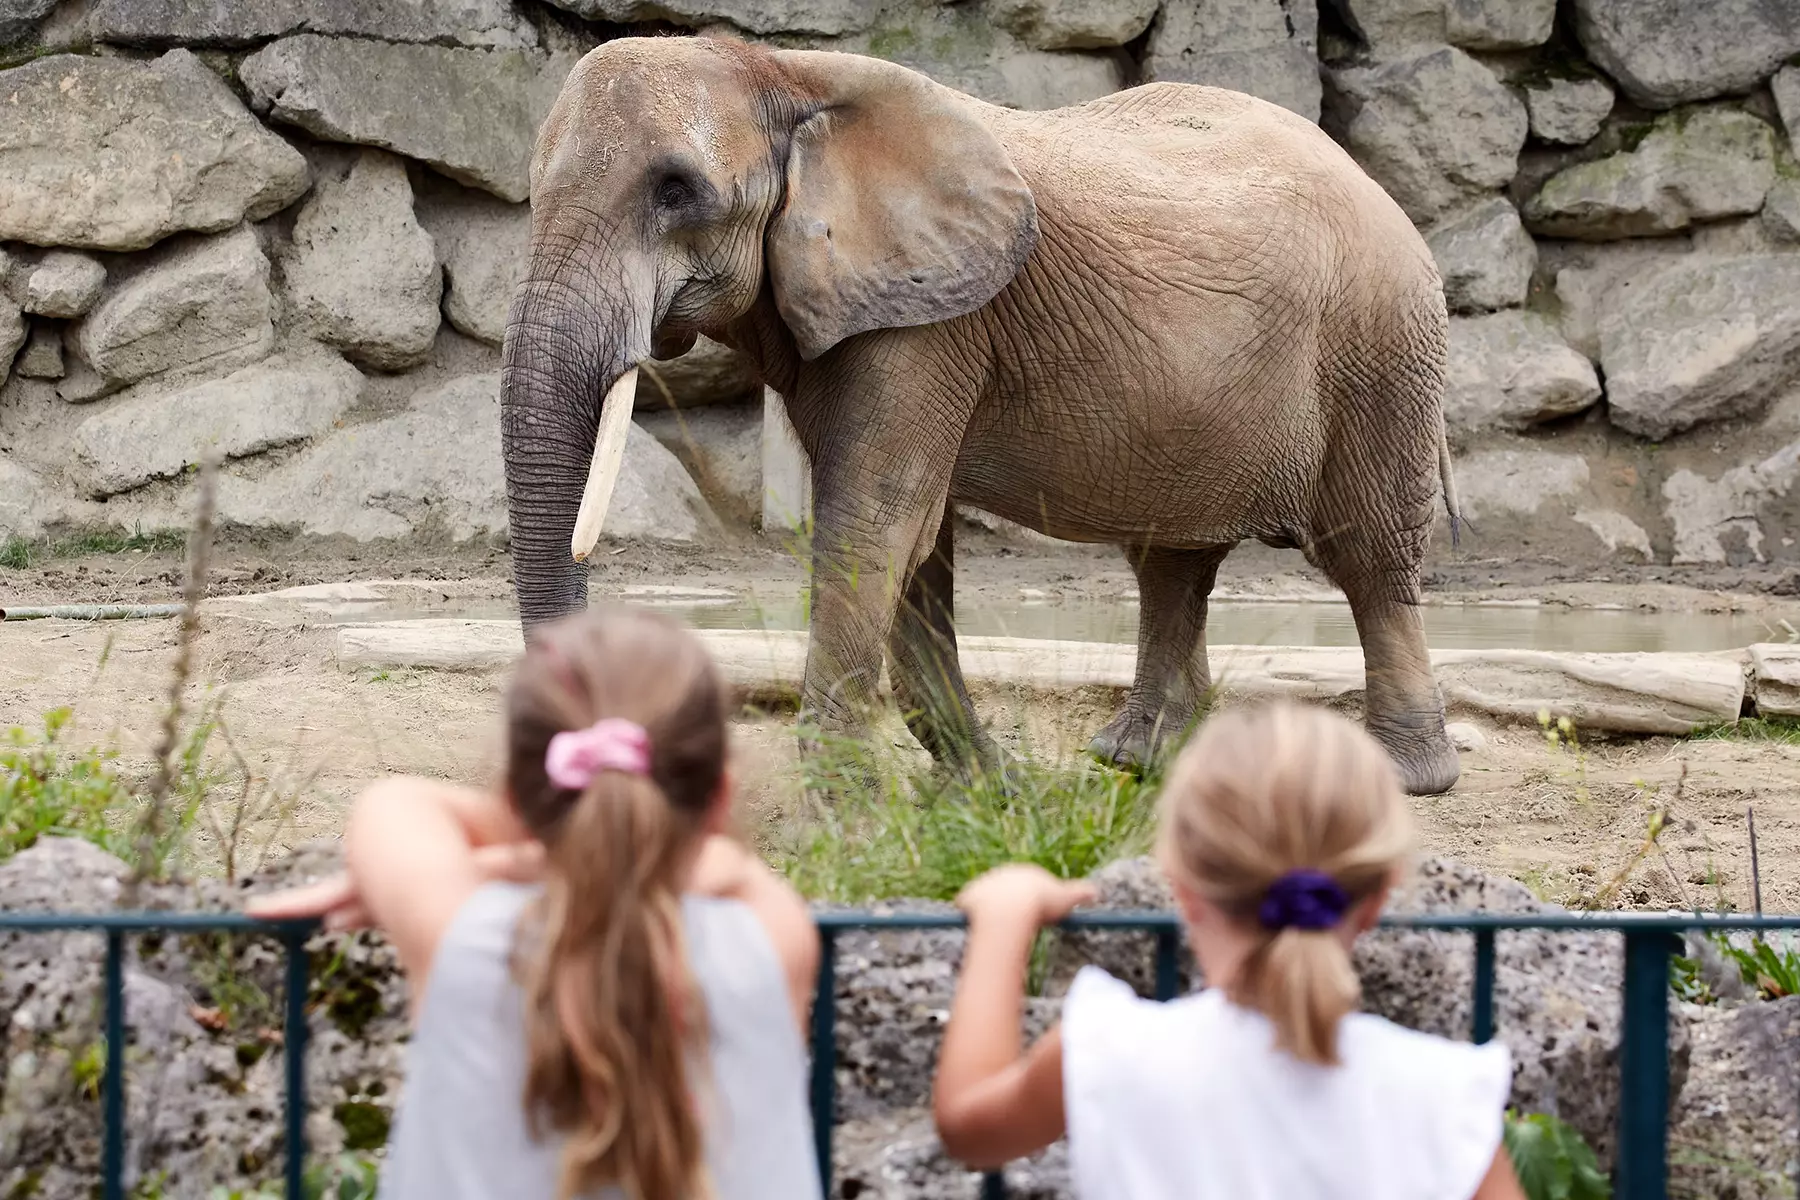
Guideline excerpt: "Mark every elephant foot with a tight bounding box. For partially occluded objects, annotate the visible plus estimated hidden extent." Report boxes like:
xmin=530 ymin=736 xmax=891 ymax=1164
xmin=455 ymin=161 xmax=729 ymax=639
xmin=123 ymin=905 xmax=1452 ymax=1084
xmin=1087 ymin=708 xmax=1181 ymax=774
xmin=1368 ymin=714 xmax=1460 ymax=796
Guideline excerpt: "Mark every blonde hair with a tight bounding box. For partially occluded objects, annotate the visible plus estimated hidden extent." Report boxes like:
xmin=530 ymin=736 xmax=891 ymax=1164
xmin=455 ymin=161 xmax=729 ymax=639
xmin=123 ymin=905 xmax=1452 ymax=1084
xmin=1156 ymin=701 xmax=1412 ymax=1066
xmin=503 ymin=607 xmax=727 ymax=1200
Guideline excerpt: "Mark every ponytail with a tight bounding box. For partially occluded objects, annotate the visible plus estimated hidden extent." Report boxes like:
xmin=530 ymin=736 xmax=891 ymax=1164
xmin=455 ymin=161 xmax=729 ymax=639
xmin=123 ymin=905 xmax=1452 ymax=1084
xmin=1156 ymin=701 xmax=1413 ymax=1068
xmin=501 ymin=607 xmax=730 ymax=1200
xmin=520 ymin=772 xmax=712 ymax=1200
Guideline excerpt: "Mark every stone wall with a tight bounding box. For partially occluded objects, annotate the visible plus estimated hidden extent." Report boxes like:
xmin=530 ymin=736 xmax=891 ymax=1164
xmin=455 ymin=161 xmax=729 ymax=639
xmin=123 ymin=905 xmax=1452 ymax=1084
xmin=2 ymin=0 xmax=1798 ymax=568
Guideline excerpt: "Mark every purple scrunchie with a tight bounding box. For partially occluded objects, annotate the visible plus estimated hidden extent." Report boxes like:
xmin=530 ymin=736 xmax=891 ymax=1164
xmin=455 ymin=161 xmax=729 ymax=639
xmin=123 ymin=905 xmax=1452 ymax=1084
xmin=1258 ymin=869 xmax=1351 ymax=932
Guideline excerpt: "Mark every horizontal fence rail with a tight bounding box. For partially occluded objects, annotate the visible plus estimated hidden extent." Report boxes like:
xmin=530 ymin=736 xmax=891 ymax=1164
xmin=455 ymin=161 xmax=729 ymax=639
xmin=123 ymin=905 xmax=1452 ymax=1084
xmin=4 ymin=911 xmax=1799 ymax=1200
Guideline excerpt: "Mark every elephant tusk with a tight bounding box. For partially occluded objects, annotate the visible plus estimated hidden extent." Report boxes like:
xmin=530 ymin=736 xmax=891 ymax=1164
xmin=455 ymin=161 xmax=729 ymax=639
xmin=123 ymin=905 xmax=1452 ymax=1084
xmin=571 ymin=366 xmax=639 ymax=563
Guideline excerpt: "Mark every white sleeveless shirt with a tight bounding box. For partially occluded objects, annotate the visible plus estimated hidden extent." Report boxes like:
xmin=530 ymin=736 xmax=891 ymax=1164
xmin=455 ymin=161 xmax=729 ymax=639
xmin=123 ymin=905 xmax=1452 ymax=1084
xmin=1061 ymin=966 xmax=1512 ymax=1200
xmin=381 ymin=882 xmax=823 ymax=1200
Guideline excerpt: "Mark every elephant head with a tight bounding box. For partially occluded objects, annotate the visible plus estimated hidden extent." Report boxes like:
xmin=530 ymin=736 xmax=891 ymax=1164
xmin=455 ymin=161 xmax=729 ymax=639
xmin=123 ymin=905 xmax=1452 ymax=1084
xmin=501 ymin=36 xmax=1038 ymax=629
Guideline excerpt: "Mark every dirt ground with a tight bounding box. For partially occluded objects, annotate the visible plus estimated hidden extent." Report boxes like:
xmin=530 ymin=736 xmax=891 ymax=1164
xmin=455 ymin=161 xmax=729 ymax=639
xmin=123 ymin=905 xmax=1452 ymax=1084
xmin=2 ymin=531 xmax=1799 ymax=911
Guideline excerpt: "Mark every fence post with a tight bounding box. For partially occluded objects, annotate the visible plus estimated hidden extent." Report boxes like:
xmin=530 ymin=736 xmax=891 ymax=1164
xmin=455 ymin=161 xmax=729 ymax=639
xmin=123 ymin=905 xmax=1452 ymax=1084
xmin=283 ymin=931 xmax=310 ymax=1200
xmin=1616 ymin=929 xmax=1678 ymax=1200
xmin=1472 ymin=928 xmax=1496 ymax=1044
xmin=1154 ymin=927 xmax=1180 ymax=1002
xmin=810 ymin=929 xmax=838 ymax=1191
xmin=102 ymin=931 xmax=125 ymax=1200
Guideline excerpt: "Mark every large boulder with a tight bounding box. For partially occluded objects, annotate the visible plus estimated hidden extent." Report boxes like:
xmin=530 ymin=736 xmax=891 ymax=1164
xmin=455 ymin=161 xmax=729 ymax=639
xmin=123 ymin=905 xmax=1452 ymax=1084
xmin=1453 ymin=447 xmax=1590 ymax=521
xmin=0 ymin=295 xmax=23 ymax=383
xmin=1571 ymin=0 xmax=1800 ymax=110
xmin=15 ymin=322 xmax=62 ymax=380
xmin=0 ymin=454 xmax=53 ymax=539
xmin=70 ymin=350 xmax=363 ymax=498
xmin=22 ymin=252 xmax=105 ymax=319
xmin=1444 ymin=312 xmax=1600 ymax=433
xmin=1523 ymin=108 xmax=1777 ymax=241
xmin=86 ymin=0 xmax=534 ymax=48
xmin=1775 ymin=66 xmax=1800 ymax=144
xmin=1597 ymin=254 xmax=1800 ymax=439
xmin=642 ymin=338 xmax=761 ymax=409
xmin=1662 ymin=437 xmax=1800 ymax=565
xmin=1142 ymin=0 xmax=1322 ymax=122
xmin=635 ymin=405 xmax=762 ymax=523
xmin=1522 ymin=75 xmax=1615 ymax=146
xmin=0 ymin=0 xmax=59 ymax=44
xmin=989 ymin=0 xmax=1160 ymax=50
xmin=0 ymin=51 xmax=309 ymax=252
xmin=541 ymin=0 xmax=869 ymax=36
xmin=1766 ymin=179 xmax=1800 ymax=244
xmin=1335 ymin=0 xmax=1555 ymax=52
xmin=1548 ymin=237 xmax=1694 ymax=359
xmin=1425 ymin=196 xmax=1536 ymax=313
xmin=73 ymin=226 xmax=275 ymax=392
xmin=1327 ymin=46 xmax=1528 ymax=224
xmin=215 ymin=374 xmax=720 ymax=543
xmin=1670 ymin=995 xmax=1800 ymax=1199
xmin=280 ymin=151 xmax=441 ymax=371
xmin=240 ymin=36 xmax=559 ymax=203
xmin=413 ymin=182 xmax=530 ymax=347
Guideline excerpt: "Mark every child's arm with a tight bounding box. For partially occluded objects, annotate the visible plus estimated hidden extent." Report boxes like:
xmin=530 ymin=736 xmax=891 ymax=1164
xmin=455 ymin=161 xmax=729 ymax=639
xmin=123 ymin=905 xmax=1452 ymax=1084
xmin=1473 ymin=1146 xmax=1529 ymax=1200
xmin=933 ymin=864 xmax=1096 ymax=1169
xmin=248 ymin=778 xmax=540 ymax=1002
xmin=687 ymin=834 xmax=820 ymax=1033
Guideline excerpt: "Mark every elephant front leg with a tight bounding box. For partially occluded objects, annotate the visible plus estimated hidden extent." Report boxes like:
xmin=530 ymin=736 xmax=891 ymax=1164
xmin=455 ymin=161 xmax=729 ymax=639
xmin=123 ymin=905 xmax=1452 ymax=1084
xmin=887 ymin=508 xmax=1000 ymax=776
xmin=1090 ymin=545 xmax=1232 ymax=771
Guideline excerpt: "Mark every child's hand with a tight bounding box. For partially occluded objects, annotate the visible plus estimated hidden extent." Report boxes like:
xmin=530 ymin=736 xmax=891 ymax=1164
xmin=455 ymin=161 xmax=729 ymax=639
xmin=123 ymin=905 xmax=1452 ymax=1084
xmin=955 ymin=864 xmax=1097 ymax=931
xmin=246 ymin=872 xmax=370 ymax=932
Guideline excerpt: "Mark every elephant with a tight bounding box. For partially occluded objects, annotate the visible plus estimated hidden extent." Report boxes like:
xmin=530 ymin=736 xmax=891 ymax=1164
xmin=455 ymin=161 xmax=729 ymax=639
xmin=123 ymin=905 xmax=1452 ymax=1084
xmin=501 ymin=34 xmax=1465 ymax=797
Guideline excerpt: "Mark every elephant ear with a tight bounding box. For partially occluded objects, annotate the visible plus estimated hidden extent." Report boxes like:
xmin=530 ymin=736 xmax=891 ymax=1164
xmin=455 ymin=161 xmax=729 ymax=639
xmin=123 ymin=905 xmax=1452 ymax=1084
xmin=767 ymin=51 xmax=1039 ymax=362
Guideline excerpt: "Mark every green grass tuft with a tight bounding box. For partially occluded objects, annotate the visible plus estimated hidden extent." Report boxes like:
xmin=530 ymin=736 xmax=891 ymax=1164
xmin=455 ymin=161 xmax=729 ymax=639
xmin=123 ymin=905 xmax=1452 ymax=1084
xmin=1505 ymin=1111 xmax=1611 ymax=1200
xmin=778 ymin=724 xmax=1161 ymax=903
xmin=1692 ymin=717 xmax=1800 ymax=745
xmin=0 ymin=536 xmax=29 ymax=570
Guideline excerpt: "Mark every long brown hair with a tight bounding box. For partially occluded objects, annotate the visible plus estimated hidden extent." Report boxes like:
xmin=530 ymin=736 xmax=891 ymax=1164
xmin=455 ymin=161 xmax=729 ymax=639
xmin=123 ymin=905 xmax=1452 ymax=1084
xmin=1156 ymin=701 xmax=1412 ymax=1066
xmin=504 ymin=607 xmax=728 ymax=1200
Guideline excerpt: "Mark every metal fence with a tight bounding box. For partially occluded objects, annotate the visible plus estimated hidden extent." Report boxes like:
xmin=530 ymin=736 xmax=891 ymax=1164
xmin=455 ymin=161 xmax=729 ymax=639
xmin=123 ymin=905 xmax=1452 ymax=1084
xmin=4 ymin=910 xmax=1799 ymax=1200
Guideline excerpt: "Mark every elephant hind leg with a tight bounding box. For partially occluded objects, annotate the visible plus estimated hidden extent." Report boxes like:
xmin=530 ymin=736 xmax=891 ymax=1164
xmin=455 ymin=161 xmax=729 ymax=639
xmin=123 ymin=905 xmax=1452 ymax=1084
xmin=1089 ymin=543 xmax=1233 ymax=772
xmin=887 ymin=510 xmax=1000 ymax=775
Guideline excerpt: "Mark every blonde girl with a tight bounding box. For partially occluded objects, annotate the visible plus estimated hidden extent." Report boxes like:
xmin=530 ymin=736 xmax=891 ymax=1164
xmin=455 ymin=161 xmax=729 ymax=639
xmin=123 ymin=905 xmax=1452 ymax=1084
xmin=932 ymin=700 xmax=1526 ymax=1200
xmin=250 ymin=608 xmax=823 ymax=1200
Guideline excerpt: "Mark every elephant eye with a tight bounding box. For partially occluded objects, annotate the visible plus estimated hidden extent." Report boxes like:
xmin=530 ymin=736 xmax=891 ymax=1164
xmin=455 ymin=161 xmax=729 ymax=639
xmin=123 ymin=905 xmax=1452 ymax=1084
xmin=654 ymin=174 xmax=696 ymax=212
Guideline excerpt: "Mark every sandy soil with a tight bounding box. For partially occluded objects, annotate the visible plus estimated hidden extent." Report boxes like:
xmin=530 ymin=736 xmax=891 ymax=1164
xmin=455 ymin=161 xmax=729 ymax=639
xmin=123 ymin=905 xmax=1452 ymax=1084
xmin=3 ymin=541 xmax=1797 ymax=911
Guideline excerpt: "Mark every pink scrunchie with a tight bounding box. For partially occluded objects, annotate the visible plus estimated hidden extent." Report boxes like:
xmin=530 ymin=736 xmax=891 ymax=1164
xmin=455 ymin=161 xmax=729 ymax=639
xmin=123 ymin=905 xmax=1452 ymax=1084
xmin=544 ymin=718 xmax=652 ymax=790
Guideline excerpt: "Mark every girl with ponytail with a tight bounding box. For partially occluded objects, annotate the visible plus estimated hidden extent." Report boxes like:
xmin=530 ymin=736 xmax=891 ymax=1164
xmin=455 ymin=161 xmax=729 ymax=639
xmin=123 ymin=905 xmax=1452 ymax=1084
xmin=249 ymin=607 xmax=823 ymax=1200
xmin=932 ymin=700 xmax=1527 ymax=1200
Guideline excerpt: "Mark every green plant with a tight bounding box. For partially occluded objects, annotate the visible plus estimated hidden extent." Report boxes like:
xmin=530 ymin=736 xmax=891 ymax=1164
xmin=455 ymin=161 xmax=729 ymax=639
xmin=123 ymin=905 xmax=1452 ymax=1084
xmin=70 ymin=1040 xmax=106 ymax=1102
xmin=203 ymin=1152 xmax=381 ymax=1200
xmin=1504 ymin=1110 xmax=1611 ymax=1200
xmin=0 ymin=709 xmax=135 ymax=861
xmin=1714 ymin=933 xmax=1800 ymax=999
xmin=780 ymin=724 xmax=1159 ymax=902
xmin=0 ymin=535 xmax=29 ymax=569
xmin=1669 ymin=951 xmax=1716 ymax=1004
xmin=1537 ymin=710 xmax=1591 ymax=805
xmin=1692 ymin=716 xmax=1800 ymax=745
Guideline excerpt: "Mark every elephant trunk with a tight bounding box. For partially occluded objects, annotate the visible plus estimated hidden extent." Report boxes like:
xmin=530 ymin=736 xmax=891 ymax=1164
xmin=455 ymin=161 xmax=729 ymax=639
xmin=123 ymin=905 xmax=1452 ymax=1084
xmin=501 ymin=257 xmax=648 ymax=633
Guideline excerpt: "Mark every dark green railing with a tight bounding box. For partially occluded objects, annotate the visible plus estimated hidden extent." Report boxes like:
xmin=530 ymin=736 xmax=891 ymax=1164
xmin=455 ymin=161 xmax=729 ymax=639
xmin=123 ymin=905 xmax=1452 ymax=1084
xmin=5 ymin=910 xmax=1799 ymax=1200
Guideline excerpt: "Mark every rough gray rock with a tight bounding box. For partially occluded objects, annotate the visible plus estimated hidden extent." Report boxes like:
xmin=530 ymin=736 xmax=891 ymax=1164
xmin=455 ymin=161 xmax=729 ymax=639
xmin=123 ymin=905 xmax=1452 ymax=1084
xmin=990 ymin=0 xmax=1159 ymax=50
xmin=636 ymin=405 xmax=762 ymax=524
xmin=22 ymin=252 xmax=106 ymax=319
xmin=215 ymin=374 xmax=718 ymax=543
xmin=71 ymin=351 xmax=363 ymax=497
xmin=641 ymin=337 xmax=761 ymax=409
xmin=240 ymin=36 xmax=557 ymax=203
xmin=1573 ymin=509 xmax=1654 ymax=560
xmin=1572 ymin=0 xmax=1800 ymax=110
xmin=1445 ymin=311 xmax=1600 ymax=432
xmin=1453 ymin=447 xmax=1590 ymax=520
xmin=280 ymin=151 xmax=441 ymax=371
xmin=1597 ymin=254 xmax=1800 ymax=439
xmin=542 ymin=0 xmax=869 ymax=36
xmin=1522 ymin=75 xmax=1615 ymax=146
xmin=0 ymin=300 xmax=23 ymax=383
xmin=1523 ymin=108 xmax=1777 ymax=240
xmin=73 ymin=226 xmax=275 ymax=392
xmin=86 ymin=0 xmax=534 ymax=48
xmin=1328 ymin=45 xmax=1528 ymax=224
xmin=1775 ymin=66 xmax=1800 ymax=145
xmin=1143 ymin=0 xmax=1322 ymax=121
xmin=1425 ymin=196 xmax=1537 ymax=312
xmin=1670 ymin=994 xmax=1800 ymax=1199
xmin=413 ymin=183 xmax=529 ymax=347
xmin=0 ymin=51 xmax=310 ymax=253
xmin=0 ymin=454 xmax=52 ymax=539
xmin=1549 ymin=237 xmax=1695 ymax=359
xmin=0 ymin=0 xmax=59 ymax=43
xmin=1765 ymin=178 xmax=1800 ymax=244
xmin=1445 ymin=720 xmax=1487 ymax=751
xmin=1662 ymin=437 xmax=1800 ymax=565
xmin=1444 ymin=0 xmax=1555 ymax=51
xmin=15 ymin=321 xmax=62 ymax=380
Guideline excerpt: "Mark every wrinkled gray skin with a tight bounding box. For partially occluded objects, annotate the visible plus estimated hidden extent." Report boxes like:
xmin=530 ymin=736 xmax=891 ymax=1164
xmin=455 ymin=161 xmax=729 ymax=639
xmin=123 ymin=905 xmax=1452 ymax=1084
xmin=502 ymin=36 xmax=1463 ymax=795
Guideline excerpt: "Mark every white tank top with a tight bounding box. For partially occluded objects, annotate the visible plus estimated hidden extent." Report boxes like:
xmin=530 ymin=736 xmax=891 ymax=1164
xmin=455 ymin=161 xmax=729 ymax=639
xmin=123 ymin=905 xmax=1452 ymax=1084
xmin=381 ymin=882 xmax=823 ymax=1200
xmin=1061 ymin=966 xmax=1512 ymax=1200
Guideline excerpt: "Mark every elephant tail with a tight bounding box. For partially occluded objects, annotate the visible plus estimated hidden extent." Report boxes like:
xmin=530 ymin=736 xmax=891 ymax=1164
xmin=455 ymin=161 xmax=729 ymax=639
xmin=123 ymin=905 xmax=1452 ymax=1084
xmin=1438 ymin=420 xmax=1463 ymax=549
